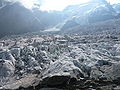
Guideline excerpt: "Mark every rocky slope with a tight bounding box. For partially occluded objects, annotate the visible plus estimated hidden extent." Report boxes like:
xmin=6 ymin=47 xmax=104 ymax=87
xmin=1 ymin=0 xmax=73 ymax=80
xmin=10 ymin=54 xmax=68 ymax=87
xmin=0 ymin=33 xmax=120 ymax=89
xmin=61 ymin=18 xmax=120 ymax=35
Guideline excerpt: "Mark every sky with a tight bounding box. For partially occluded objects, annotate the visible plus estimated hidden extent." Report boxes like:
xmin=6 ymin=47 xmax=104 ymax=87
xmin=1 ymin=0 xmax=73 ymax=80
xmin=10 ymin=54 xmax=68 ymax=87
xmin=18 ymin=0 xmax=120 ymax=11
xmin=40 ymin=0 xmax=91 ymax=11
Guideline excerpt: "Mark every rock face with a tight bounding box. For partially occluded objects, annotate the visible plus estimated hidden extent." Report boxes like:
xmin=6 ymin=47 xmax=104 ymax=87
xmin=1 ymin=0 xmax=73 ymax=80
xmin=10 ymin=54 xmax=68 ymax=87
xmin=0 ymin=34 xmax=120 ymax=89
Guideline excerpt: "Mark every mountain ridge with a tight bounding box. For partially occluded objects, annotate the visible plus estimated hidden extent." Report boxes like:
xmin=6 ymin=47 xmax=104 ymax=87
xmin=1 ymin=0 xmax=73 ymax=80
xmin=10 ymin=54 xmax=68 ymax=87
xmin=0 ymin=0 xmax=120 ymax=37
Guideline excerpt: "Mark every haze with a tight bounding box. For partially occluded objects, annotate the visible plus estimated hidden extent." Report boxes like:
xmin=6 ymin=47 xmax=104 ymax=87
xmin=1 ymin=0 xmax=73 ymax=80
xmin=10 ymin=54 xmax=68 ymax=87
xmin=19 ymin=0 xmax=120 ymax=11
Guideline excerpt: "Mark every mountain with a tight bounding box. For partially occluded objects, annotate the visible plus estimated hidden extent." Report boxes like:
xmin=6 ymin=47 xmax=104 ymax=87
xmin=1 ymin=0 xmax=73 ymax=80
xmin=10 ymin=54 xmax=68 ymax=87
xmin=32 ymin=8 xmax=63 ymax=29
xmin=61 ymin=0 xmax=117 ymax=30
xmin=0 ymin=0 xmax=10 ymax=7
xmin=0 ymin=2 xmax=43 ymax=38
xmin=113 ymin=3 xmax=120 ymax=13
xmin=60 ymin=18 xmax=120 ymax=35
xmin=0 ymin=1 xmax=63 ymax=38
xmin=0 ymin=0 xmax=120 ymax=37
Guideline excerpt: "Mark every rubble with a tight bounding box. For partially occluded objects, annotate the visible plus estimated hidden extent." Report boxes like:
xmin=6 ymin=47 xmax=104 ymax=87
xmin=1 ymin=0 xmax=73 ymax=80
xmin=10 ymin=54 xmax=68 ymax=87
xmin=0 ymin=34 xmax=120 ymax=89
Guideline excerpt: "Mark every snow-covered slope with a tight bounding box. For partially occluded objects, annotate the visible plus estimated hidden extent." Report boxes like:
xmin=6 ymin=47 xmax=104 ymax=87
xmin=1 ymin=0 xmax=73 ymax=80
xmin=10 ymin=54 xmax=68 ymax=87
xmin=61 ymin=0 xmax=117 ymax=30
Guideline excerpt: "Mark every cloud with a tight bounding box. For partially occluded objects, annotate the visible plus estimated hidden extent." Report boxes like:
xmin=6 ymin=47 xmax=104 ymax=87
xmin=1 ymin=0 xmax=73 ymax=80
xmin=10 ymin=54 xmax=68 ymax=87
xmin=107 ymin=0 xmax=120 ymax=4
xmin=40 ymin=0 xmax=90 ymax=11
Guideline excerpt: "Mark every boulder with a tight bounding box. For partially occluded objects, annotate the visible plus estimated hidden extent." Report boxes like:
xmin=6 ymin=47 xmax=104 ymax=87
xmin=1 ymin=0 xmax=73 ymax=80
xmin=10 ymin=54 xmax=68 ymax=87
xmin=16 ymin=59 xmax=25 ymax=68
xmin=0 ymin=59 xmax=15 ymax=78
xmin=21 ymin=46 xmax=36 ymax=56
xmin=112 ymin=63 xmax=120 ymax=80
xmin=10 ymin=48 xmax=21 ymax=58
xmin=41 ymin=75 xmax=70 ymax=86
xmin=28 ymin=55 xmax=39 ymax=67
xmin=90 ymin=63 xmax=120 ymax=81
xmin=0 ymin=50 xmax=16 ymax=65
xmin=95 ymin=60 xmax=112 ymax=66
xmin=90 ymin=66 xmax=103 ymax=80
xmin=40 ymin=88 xmax=63 ymax=90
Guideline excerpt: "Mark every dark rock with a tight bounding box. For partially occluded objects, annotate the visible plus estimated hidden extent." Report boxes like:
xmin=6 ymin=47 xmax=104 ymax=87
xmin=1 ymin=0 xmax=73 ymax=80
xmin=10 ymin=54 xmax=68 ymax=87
xmin=96 ymin=60 xmax=112 ymax=66
xmin=41 ymin=76 xmax=70 ymax=87
xmin=40 ymin=88 xmax=63 ymax=90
